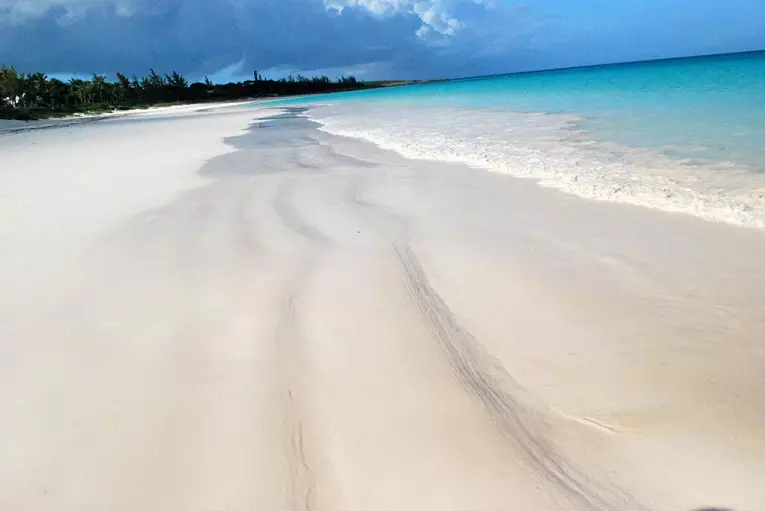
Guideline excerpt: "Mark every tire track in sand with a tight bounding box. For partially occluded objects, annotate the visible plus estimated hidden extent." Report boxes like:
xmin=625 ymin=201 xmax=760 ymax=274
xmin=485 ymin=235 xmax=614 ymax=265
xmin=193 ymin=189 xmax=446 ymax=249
xmin=394 ymin=243 xmax=649 ymax=511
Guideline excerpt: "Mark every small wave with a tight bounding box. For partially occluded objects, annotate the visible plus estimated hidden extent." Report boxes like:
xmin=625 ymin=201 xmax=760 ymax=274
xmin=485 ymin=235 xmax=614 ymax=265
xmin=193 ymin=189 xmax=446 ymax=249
xmin=305 ymin=104 xmax=765 ymax=229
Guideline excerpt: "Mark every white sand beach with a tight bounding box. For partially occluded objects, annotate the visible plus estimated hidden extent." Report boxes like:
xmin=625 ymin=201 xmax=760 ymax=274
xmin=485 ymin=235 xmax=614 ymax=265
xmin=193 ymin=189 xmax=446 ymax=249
xmin=0 ymin=99 xmax=261 ymax=134
xmin=1 ymin=105 xmax=764 ymax=511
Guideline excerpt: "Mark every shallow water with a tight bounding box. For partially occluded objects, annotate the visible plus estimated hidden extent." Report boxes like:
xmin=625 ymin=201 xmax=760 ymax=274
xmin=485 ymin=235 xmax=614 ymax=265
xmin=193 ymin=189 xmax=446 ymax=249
xmin=263 ymin=52 xmax=765 ymax=227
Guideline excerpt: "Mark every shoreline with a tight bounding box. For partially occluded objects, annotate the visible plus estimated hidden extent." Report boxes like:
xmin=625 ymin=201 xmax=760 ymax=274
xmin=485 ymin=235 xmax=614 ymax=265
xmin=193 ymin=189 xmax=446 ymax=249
xmin=304 ymin=104 xmax=765 ymax=230
xmin=0 ymin=98 xmax=265 ymax=133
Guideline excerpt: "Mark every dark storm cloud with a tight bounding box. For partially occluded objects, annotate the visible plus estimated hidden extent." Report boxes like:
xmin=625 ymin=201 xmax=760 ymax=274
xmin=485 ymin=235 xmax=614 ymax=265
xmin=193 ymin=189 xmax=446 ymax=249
xmin=0 ymin=0 xmax=763 ymax=80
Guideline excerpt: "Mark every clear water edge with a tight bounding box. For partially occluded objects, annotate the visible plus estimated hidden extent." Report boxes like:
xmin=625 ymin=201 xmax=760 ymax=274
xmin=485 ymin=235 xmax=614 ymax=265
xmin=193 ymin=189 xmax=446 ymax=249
xmin=265 ymin=51 xmax=765 ymax=229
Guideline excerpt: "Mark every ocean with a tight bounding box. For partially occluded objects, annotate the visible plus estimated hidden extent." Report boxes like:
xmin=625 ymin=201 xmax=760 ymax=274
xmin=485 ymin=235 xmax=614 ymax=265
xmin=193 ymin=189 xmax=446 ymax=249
xmin=265 ymin=51 xmax=765 ymax=228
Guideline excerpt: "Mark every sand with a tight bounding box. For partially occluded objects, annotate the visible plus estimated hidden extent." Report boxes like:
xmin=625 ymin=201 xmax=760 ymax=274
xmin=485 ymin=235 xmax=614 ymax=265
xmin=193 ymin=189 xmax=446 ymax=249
xmin=0 ymin=99 xmax=261 ymax=134
xmin=1 ymin=106 xmax=764 ymax=511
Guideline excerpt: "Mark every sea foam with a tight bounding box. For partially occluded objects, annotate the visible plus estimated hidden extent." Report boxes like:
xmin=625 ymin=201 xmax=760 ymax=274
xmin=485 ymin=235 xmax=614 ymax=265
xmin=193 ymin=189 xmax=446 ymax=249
xmin=306 ymin=104 xmax=765 ymax=229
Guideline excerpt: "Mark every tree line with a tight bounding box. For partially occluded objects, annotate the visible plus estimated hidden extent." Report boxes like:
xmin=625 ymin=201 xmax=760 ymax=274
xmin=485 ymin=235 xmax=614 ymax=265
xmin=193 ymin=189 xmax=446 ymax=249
xmin=1 ymin=65 xmax=370 ymax=120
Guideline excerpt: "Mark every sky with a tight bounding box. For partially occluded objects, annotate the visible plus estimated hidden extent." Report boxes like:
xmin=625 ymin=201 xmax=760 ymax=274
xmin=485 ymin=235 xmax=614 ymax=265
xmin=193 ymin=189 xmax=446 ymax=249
xmin=1 ymin=0 xmax=764 ymax=81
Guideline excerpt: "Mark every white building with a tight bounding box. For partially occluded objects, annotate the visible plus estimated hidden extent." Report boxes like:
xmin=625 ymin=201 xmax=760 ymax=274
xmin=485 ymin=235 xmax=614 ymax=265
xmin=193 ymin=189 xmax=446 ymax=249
xmin=2 ymin=94 xmax=24 ymax=108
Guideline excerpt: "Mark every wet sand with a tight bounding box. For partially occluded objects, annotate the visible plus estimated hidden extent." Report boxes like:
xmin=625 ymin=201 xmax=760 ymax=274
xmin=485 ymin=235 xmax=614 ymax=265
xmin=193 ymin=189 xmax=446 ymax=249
xmin=1 ymin=106 xmax=764 ymax=511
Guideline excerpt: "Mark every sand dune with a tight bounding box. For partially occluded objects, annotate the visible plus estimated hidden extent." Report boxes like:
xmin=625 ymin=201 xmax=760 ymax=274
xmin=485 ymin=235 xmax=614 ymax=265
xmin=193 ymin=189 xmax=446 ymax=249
xmin=1 ymin=106 xmax=763 ymax=511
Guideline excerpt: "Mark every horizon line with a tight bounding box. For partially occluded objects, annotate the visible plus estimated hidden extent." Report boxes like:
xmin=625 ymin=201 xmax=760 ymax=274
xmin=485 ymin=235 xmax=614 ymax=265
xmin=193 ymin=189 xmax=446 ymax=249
xmin=431 ymin=48 xmax=765 ymax=84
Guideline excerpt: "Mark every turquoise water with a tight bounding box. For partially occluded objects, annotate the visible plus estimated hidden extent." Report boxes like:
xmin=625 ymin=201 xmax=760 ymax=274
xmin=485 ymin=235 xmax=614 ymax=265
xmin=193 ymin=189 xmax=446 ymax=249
xmin=266 ymin=52 xmax=765 ymax=227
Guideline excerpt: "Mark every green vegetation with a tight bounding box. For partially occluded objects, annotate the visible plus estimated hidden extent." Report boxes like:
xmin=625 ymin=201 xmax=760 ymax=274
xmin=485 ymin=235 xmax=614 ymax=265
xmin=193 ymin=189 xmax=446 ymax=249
xmin=0 ymin=65 xmax=378 ymax=120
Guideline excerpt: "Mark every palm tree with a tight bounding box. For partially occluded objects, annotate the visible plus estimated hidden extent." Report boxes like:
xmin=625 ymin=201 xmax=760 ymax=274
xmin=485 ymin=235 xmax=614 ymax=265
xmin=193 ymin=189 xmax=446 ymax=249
xmin=16 ymin=72 xmax=30 ymax=108
xmin=47 ymin=78 xmax=70 ymax=109
xmin=68 ymin=78 xmax=90 ymax=106
xmin=26 ymin=72 xmax=48 ymax=107
xmin=91 ymin=74 xmax=108 ymax=104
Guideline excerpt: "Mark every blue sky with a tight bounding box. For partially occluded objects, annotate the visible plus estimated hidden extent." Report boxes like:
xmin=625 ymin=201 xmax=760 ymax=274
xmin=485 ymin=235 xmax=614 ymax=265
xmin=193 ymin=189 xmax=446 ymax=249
xmin=1 ymin=0 xmax=763 ymax=81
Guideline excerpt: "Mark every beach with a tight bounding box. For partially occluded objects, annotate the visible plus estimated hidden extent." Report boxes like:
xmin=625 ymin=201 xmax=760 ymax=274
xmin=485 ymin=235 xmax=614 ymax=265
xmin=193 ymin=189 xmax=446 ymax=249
xmin=0 ymin=100 xmax=262 ymax=134
xmin=1 ymin=104 xmax=764 ymax=511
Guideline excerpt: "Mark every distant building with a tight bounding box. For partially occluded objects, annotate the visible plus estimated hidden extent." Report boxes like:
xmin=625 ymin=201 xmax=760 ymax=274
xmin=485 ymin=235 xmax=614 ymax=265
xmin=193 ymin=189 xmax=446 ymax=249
xmin=3 ymin=94 xmax=24 ymax=108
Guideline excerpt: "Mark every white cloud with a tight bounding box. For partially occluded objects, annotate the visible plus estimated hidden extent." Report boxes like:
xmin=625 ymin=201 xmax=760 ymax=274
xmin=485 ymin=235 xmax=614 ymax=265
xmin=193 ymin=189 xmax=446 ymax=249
xmin=324 ymin=0 xmax=471 ymax=37
xmin=324 ymin=0 xmax=411 ymax=17
xmin=2 ymin=0 xmax=486 ymax=37
xmin=0 ymin=0 xmax=141 ymax=24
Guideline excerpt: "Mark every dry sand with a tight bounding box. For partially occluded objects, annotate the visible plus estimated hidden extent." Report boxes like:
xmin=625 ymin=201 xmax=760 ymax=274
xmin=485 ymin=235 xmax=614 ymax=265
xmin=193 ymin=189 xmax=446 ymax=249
xmin=0 ymin=99 xmax=260 ymax=134
xmin=1 ymin=106 xmax=764 ymax=511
